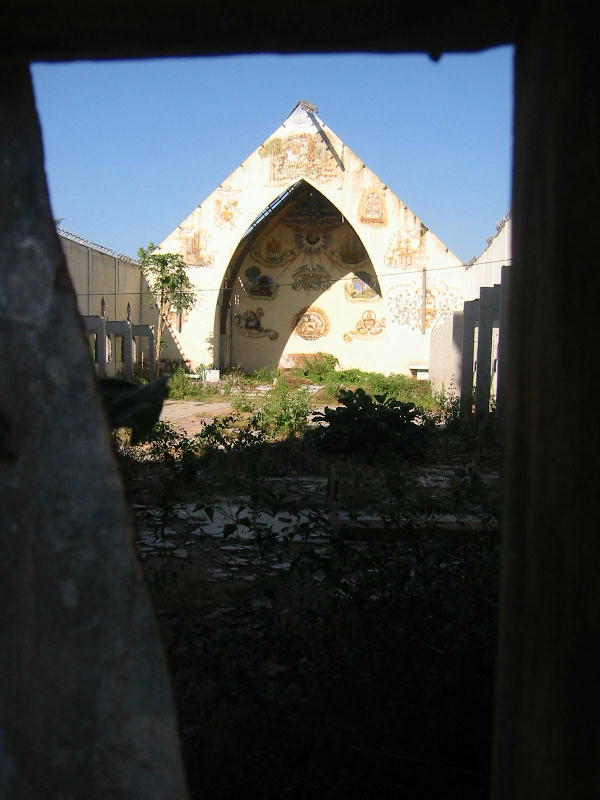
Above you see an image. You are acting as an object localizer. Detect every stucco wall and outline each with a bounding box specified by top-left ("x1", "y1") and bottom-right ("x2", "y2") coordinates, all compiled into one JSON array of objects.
[
  {"x1": 59, "y1": 230, "x2": 183, "y2": 363},
  {"x1": 157, "y1": 103, "x2": 466, "y2": 375}
]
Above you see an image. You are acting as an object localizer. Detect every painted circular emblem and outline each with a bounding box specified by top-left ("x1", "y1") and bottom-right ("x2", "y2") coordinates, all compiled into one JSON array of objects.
[{"x1": 292, "y1": 306, "x2": 330, "y2": 340}]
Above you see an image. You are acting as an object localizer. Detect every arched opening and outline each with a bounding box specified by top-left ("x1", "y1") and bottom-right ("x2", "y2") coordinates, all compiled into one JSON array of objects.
[{"x1": 217, "y1": 180, "x2": 383, "y2": 373}]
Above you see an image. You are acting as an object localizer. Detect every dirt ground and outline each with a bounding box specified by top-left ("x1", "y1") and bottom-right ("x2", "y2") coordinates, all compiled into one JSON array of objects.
[{"x1": 159, "y1": 399, "x2": 235, "y2": 435}]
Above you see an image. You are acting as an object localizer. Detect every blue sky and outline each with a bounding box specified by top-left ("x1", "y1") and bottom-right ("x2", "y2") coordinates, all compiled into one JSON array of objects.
[{"x1": 31, "y1": 48, "x2": 513, "y2": 263}]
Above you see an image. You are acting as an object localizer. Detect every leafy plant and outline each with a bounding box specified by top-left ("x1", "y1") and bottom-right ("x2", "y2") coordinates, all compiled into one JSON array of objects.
[
  {"x1": 311, "y1": 387, "x2": 426, "y2": 463},
  {"x1": 291, "y1": 352, "x2": 339, "y2": 383},
  {"x1": 138, "y1": 242, "x2": 196, "y2": 368},
  {"x1": 250, "y1": 383, "x2": 311, "y2": 437}
]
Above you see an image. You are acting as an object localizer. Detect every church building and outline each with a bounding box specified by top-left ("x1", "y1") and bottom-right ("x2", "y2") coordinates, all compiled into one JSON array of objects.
[{"x1": 154, "y1": 100, "x2": 466, "y2": 376}]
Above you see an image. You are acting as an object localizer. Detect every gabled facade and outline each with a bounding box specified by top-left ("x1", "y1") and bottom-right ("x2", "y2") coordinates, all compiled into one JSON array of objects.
[{"x1": 156, "y1": 101, "x2": 465, "y2": 375}]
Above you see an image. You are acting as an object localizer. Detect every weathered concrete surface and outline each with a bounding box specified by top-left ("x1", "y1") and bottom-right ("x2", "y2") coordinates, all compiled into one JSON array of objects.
[
  {"x1": 493, "y1": 3, "x2": 600, "y2": 798},
  {"x1": 0, "y1": 64, "x2": 188, "y2": 799}
]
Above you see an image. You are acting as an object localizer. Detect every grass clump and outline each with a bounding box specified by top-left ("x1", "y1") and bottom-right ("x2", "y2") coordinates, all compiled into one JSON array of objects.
[{"x1": 167, "y1": 366, "x2": 215, "y2": 400}]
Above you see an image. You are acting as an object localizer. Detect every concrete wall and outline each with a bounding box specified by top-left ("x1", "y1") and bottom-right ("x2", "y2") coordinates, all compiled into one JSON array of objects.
[
  {"x1": 464, "y1": 213, "x2": 511, "y2": 301},
  {"x1": 59, "y1": 229, "x2": 184, "y2": 366},
  {"x1": 429, "y1": 215, "x2": 511, "y2": 393},
  {"x1": 428, "y1": 311, "x2": 463, "y2": 393}
]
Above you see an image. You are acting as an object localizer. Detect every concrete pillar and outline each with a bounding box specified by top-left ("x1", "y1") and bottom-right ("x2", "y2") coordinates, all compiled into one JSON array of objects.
[
  {"x1": 474, "y1": 285, "x2": 500, "y2": 428},
  {"x1": 81, "y1": 315, "x2": 108, "y2": 377},
  {"x1": 132, "y1": 324, "x2": 156, "y2": 379},
  {"x1": 106, "y1": 320, "x2": 133, "y2": 380},
  {"x1": 495, "y1": 265, "x2": 511, "y2": 432},
  {"x1": 460, "y1": 299, "x2": 479, "y2": 417}
]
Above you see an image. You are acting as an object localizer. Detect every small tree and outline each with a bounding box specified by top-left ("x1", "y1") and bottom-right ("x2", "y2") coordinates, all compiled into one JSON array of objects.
[{"x1": 138, "y1": 242, "x2": 196, "y2": 370}]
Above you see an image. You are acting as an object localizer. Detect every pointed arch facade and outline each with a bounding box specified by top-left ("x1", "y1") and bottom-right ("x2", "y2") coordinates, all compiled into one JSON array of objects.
[{"x1": 156, "y1": 102, "x2": 465, "y2": 375}]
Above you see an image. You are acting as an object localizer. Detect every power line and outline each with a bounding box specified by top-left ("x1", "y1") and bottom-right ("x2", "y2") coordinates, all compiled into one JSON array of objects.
[{"x1": 75, "y1": 256, "x2": 512, "y2": 299}]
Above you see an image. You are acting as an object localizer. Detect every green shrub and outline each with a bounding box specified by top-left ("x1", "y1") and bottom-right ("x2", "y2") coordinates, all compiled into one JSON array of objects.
[
  {"x1": 291, "y1": 352, "x2": 339, "y2": 383},
  {"x1": 311, "y1": 387, "x2": 426, "y2": 463},
  {"x1": 250, "y1": 382, "x2": 311, "y2": 437}
]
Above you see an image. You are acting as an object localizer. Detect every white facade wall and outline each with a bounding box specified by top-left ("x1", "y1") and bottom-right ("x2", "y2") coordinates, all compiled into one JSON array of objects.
[
  {"x1": 464, "y1": 215, "x2": 511, "y2": 300},
  {"x1": 157, "y1": 104, "x2": 466, "y2": 375}
]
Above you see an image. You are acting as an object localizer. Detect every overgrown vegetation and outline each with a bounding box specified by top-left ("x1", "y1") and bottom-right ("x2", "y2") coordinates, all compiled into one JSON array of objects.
[{"x1": 110, "y1": 369, "x2": 501, "y2": 800}]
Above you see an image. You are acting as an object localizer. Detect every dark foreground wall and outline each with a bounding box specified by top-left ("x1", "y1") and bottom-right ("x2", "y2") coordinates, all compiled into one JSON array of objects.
[{"x1": 0, "y1": 65, "x2": 188, "y2": 799}]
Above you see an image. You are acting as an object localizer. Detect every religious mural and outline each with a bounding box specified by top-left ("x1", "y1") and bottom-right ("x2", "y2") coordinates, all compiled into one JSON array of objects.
[
  {"x1": 344, "y1": 271, "x2": 380, "y2": 302},
  {"x1": 292, "y1": 306, "x2": 330, "y2": 340},
  {"x1": 328, "y1": 236, "x2": 367, "y2": 267},
  {"x1": 386, "y1": 278, "x2": 462, "y2": 332},
  {"x1": 242, "y1": 266, "x2": 279, "y2": 300},
  {"x1": 214, "y1": 190, "x2": 241, "y2": 229},
  {"x1": 234, "y1": 307, "x2": 279, "y2": 340},
  {"x1": 176, "y1": 226, "x2": 214, "y2": 267},
  {"x1": 358, "y1": 188, "x2": 387, "y2": 225},
  {"x1": 251, "y1": 239, "x2": 296, "y2": 269},
  {"x1": 295, "y1": 230, "x2": 331, "y2": 255},
  {"x1": 384, "y1": 227, "x2": 428, "y2": 270},
  {"x1": 343, "y1": 310, "x2": 386, "y2": 342},
  {"x1": 291, "y1": 264, "x2": 332, "y2": 291},
  {"x1": 262, "y1": 133, "x2": 340, "y2": 183},
  {"x1": 284, "y1": 192, "x2": 342, "y2": 230}
]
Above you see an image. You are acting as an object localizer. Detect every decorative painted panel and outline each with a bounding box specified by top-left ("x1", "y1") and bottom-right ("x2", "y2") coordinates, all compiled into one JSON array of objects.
[
  {"x1": 234, "y1": 307, "x2": 279, "y2": 340},
  {"x1": 386, "y1": 279, "x2": 462, "y2": 331},
  {"x1": 242, "y1": 266, "x2": 279, "y2": 300},
  {"x1": 177, "y1": 226, "x2": 214, "y2": 267},
  {"x1": 284, "y1": 193, "x2": 342, "y2": 229},
  {"x1": 292, "y1": 306, "x2": 330, "y2": 340},
  {"x1": 384, "y1": 228, "x2": 427, "y2": 270},
  {"x1": 262, "y1": 134, "x2": 340, "y2": 183},
  {"x1": 214, "y1": 190, "x2": 241, "y2": 229},
  {"x1": 328, "y1": 236, "x2": 367, "y2": 267},
  {"x1": 344, "y1": 271, "x2": 380, "y2": 302},
  {"x1": 291, "y1": 264, "x2": 332, "y2": 291},
  {"x1": 358, "y1": 188, "x2": 387, "y2": 225},
  {"x1": 295, "y1": 230, "x2": 331, "y2": 255},
  {"x1": 251, "y1": 239, "x2": 296, "y2": 269},
  {"x1": 343, "y1": 310, "x2": 386, "y2": 342}
]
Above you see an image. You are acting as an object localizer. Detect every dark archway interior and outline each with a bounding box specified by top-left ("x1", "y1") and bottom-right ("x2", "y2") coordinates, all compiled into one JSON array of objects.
[{"x1": 217, "y1": 180, "x2": 381, "y2": 371}]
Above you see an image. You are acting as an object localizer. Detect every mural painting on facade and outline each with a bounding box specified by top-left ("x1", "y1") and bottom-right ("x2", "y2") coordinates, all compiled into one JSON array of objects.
[
  {"x1": 358, "y1": 188, "x2": 387, "y2": 226},
  {"x1": 177, "y1": 226, "x2": 214, "y2": 267},
  {"x1": 386, "y1": 279, "x2": 462, "y2": 332},
  {"x1": 292, "y1": 306, "x2": 330, "y2": 340},
  {"x1": 263, "y1": 134, "x2": 340, "y2": 183},
  {"x1": 214, "y1": 189, "x2": 241, "y2": 229},
  {"x1": 343, "y1": 310, "x2": 386, "y2": 342},
  {"x1": 344, "y1": 271, "x2": 380, "y2": 302},
  {"x1": 384, "y1": 227, "x2": 427, "y2": 270},
  {"x1": 291, "y1": 264, "x2": 332, "y2": 291},
  {"x1": 328, "y1": 236, "x2": 367, "y2": 267},
  {"x1": 242, "y1": 266, "x2": 279, "y2": 300},
  {"x1": 295, "y1": 230, "x2": 331, "y2": 255},
  {"x1": 251, "y1": 239, "x2": 296, "y2": 269},
  {"x1": 234, "y1": 307, "x2": 279, "y2": 340},
  {"x1": 284, "y1": 193, "x2": 342, "y2": 230}
]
